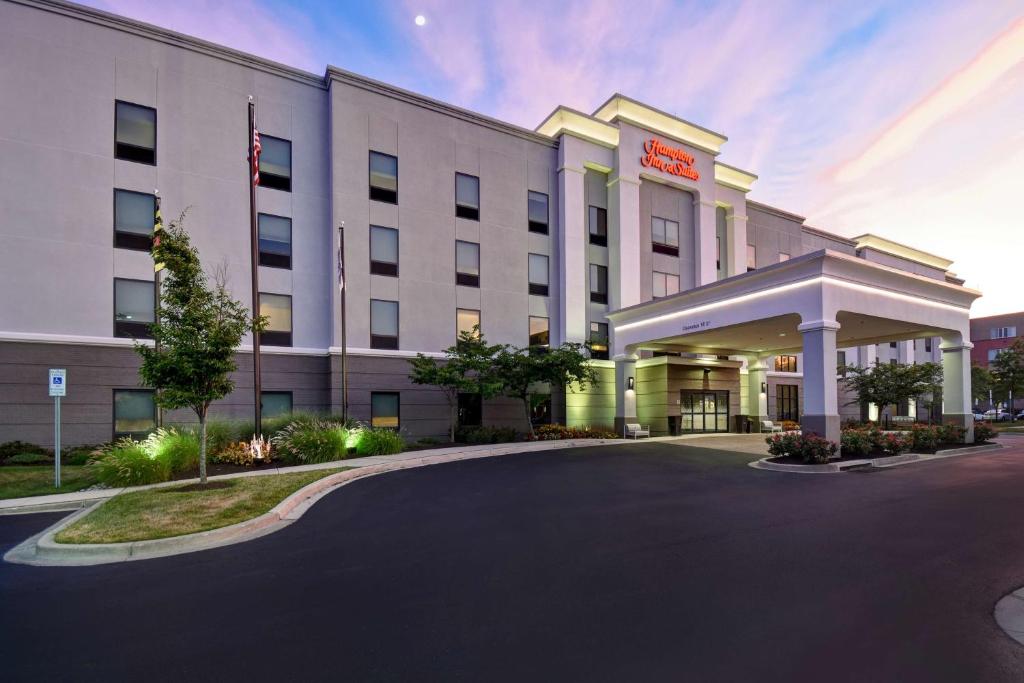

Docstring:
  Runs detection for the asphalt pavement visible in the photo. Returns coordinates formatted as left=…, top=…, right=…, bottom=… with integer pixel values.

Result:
left=3, top=439, right=1024, bottom=681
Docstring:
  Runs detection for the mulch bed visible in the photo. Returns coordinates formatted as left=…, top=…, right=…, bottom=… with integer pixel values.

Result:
left=766, top=442, right=989, bottom=466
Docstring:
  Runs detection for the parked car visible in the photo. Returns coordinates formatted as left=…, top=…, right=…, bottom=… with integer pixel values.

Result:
left=974, top=412, right=987, bottom=421
left=983, top=409, right=1011, bottom=422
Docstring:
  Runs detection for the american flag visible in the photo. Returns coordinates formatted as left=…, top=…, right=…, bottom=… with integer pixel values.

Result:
left=152, top=195, right=164, bottom=272
left=337, top=238, right=345, bottom=291
left=251, top=126, right=262, bottom=186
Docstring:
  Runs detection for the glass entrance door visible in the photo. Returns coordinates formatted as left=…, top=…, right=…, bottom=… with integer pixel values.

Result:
left=680, top=390, right=730, bottom=433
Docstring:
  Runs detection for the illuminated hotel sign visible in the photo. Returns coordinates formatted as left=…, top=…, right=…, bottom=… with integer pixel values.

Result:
left=641, top=138, right=699, bottom=181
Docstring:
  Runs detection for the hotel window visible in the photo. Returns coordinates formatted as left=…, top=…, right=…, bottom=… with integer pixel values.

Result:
left=715, top=206, right=727, bottom=278
left=531, top=393, right=552, bottom=426
left=369, top=151, right=398, bottom=204
left=114, top=101, right=156, bottom=165
left=258, top=214, right=291, bottom=269
left=455, top=240, right=480, bottom=287
left=528, top=253, right=549, bottom=296
left=590, top=322, right=609, bottom=360
left=992, top=326, right=1017, bottom=339
left=113, top=389, right=156, bottom=439
left=370, top=299, right=399, bottom=349
left=925, top=338, right=932, bottom=353
left=113, top=189, right=156, bottom=250
left=457, top=308, right=480, bottom=339
left=529, top=316, right=550, bottom=347
left=589, top=206, right=608, bottom=246
left=371, top=392, right=400, bottom=429
left=455, top=173, right=480, bottom=220
left=114, top=278, right=155, bottom=339
left=651, top=216, right=679, bottom=256
left=259, top=293, right=292, bottom=347
left=652, top=271, right=680, bottom=299
left=370, top=226, right=399, bottom=276
left=776, top=385, right=799, bottom=421
left=747, top=244, right=756, bottom=272
left=458, top=393, right=482, bottom=427
left=779, top=253, right=790, bottom=262
left=837, top=351, right=847, bottom=377
left=528, top=191, right=549, bottom=234
left=258, top=135, right=292, bottom=192
left=989, top=349, right=1003, bottom=362
left=890, top=341, right=898, bottom=348
left=261, top=391, right=292, bottom=418
left=590, top=264, right=608, bottom=304
left=775, top=355, right=798, bottom=373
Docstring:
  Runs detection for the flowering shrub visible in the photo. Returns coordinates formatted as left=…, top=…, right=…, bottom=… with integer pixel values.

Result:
left=909, top=424, right=941, bottom=453
left=780, top=420, right=800, bottom=432
left=974, top=422, right=997, bottom=443
left=880, top=432, right=911, bottom=456
left=211, top=437, right=273, bottom=466
left=529, top=424, right=618, bottom=441
left=938, top=423, right=965, bottom=444
left=766, top=432, right=837, bottom=463
left=840, top=428, right=873, bottom=458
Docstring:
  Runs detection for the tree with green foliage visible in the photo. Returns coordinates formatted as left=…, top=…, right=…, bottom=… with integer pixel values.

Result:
left=841, top=360, right=943, bottom=423
left=491, top=342, right=600, bottom=438
left=408, top=327, right=504, bottom=442
left=136, top=212, right=263, bottom=483
left=972, top=364, right=994, bottom=406
left=991, top=339, right=1024, bottom=421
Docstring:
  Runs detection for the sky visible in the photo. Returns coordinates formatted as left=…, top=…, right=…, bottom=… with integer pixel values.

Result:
left=85, top=0, right=1024, bottom=317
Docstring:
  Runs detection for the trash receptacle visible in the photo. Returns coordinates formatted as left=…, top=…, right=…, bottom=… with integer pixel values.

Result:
left=667, top=415, right=678, bottom=436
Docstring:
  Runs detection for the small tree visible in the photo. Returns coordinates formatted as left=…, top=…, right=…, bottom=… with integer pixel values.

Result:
left=136, top=212, right=262, bottom=483
left=408, top=327, right=504, bottom=441
left=842, top=360, right=943, bottom=423
left=992, top=339, right=1024, bottom=421
left=492, top=343, right=600, bottom=437
left=972, top=364, right=994, bottom=408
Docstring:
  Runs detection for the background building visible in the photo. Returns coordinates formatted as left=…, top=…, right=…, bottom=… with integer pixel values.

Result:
left=0, top=0, right=974, bottom=446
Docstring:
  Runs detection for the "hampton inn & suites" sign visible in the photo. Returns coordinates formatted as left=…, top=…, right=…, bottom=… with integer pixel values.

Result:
left=640, top=138, right=700, bottom=181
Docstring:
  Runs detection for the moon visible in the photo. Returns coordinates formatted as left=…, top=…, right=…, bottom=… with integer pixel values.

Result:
left=414, top=15, right=426, bottom=26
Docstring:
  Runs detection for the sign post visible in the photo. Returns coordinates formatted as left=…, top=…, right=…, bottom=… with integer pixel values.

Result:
left=48, top=369, right=66, bottom=488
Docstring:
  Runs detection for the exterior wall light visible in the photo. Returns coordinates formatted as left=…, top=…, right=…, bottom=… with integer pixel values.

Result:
left=761, top=381, right=767, bottom=394
left=627, top=376, right=635, bottom=390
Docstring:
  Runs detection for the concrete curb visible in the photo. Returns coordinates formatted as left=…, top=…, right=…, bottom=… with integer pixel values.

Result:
left=3, top=438, right=626, bottom=566
left=748, top=442, right=1004, bottom=474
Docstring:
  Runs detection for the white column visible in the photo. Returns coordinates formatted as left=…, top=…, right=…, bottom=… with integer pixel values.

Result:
left=608, top=175, right=642, bottom=309
left=557, top=161, right=587, bottom=343
left=745, top=357, right=769, bottom=429
left=941, top=336, right=975, bottom=443
left=728, top=210, right=748, bottom=279
left=613, top=352, right=639, bottom=436
left=861, top=344, right=879, bottom=421
left=695, top=198, right=718, bottom=286
left=799, top=319, right=842, bottom=446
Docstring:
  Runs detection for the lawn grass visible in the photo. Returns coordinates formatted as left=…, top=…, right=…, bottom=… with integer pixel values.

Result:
left=55, top=469, right=347, bottom=544
left=0, top=466, right=99, bottom=500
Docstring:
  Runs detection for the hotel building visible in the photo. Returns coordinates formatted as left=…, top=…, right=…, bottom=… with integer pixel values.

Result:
left=0, top=0, right=981, bottom=447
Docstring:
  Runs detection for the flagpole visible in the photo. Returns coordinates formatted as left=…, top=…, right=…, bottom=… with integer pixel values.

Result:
left=154, top=188, right=163, bottom=429
left=248, top=97, right=262, bottom=435
left=338, top=222, right=348, bottom=422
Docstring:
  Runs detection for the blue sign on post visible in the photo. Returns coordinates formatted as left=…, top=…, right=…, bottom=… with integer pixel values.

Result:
left=48, top=369, right=66, bottom=487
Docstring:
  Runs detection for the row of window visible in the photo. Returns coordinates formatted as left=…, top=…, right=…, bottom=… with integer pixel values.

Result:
left=745, top=245, right=790, bottom=272
left=113, top=389, right=399, bottom=439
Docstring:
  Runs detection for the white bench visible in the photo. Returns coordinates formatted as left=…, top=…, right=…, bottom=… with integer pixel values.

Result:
left=761, top=420, right=784, bottom=433
left=624, top=423, right=650, bottom=439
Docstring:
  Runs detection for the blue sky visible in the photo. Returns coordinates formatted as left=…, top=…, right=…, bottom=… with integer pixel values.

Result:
left=86, top=0, right=1024, bottom=315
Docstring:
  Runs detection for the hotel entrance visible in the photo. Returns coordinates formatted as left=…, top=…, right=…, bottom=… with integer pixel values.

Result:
left=680, top=390, right=730, bottom=433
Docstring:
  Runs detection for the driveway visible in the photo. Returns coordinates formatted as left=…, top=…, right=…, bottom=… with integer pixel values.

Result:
left=3, top=439, right=1024, bottom=681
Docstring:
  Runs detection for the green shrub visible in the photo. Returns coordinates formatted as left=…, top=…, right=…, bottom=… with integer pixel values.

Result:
left=909, top=424, right=941, bottom=453
left=416, top=436, right=442, bottom=446
left=530, top=424, right=618, bottom=440
left=766, top=432, right=837, bottom=463
left=90, top=438, right=172, bottom=486
left=880, top=432, right=911, bottom=456
left=974, top=423, right=997, bottom=443
left=456, top=425, right=519, bottom=444
left=142, top=429, right=199, bottom=474
left=62, top=444, right=104, bottom=466
left=5, top=452, right=54, bottom=465
left=271, top=419, right=348, bottom=465
left=938, top=423, right=965, bottom=444
left=840, top=428, right=873, bottom=458
left=0, top=441, right=51, bottom=462
left=355, top=428, right=405, bottom=456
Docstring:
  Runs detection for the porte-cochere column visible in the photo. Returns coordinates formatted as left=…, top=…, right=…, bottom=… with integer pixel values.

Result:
left=799, top=319, right=841, bottom=447
left=941, top=335, right=975, bottom=443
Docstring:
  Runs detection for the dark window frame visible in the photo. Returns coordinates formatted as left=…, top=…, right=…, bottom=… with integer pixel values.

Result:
left=112, top=388, right=156, bottom=440
left=529, top=315, right=550, bottom=348
left=114, top=100, right=157, bottom=165
left=455, top=240, right=480, bottom=288
left=528, top=190, right=549, bottom=234
left=651, top=216, right=680, bottom=256
left=528, top=253, right=549, bottom=297
left=371, top=391, right=401, bottom=429
left=258, top=292, right=293, bottom=347
left=588, top=205, right=608, bottom=246
left=369, top=151, right=398, bottom=204
left=590, top=264, right=608, bottom=304
left=369, top=225, right=399, bottom=277
left=458, top=392, right=482, bottom=427
left=258, top=213, right=292, bottom=269
left=455, top=172, right=480, bottom=221
left=113, top=277, right=155, bottom=339
left=258, top=134, right=292, bottom=192
left=776, top=384, right=800, bottom=421
left=370, top=298, right=399, bottom=350
left=457, top=308, right=481, bottom=339
left=589, top=321, right=609, bottom=360
left=113, top=188, right=156, bottom=251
